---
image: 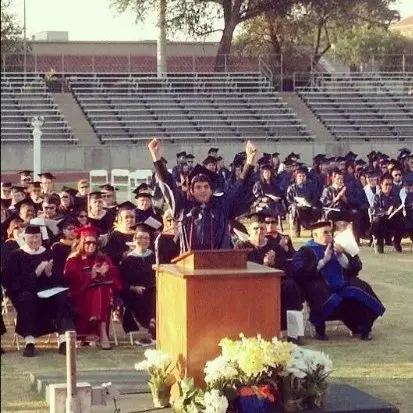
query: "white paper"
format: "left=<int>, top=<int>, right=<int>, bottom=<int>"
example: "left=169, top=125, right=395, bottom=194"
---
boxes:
left=287, top=310, right=305, bottom=339
left=144, top=216, right=163, bottom=230
left=233, top=228, right=250, bottom=243
left=265, top=194, right=281, bottom=202
left=44, top=219, right=63, bottom=235
left=334, top=228, right=360, bottom=257
left=29, top=218, right=49, bottom=240
left=294, top=197, right=311, bottom=207
left=16, top=235, right=27, bottom=248
left=37, top=287, right=69, bottom=299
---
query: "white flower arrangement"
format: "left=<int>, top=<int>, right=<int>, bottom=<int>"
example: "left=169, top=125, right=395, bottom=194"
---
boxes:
left=203, top=389, right=229, bottom=413
left=204, top=356, right=238, bottom=385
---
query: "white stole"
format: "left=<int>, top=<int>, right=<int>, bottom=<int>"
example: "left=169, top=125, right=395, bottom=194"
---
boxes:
left=399, top=187, right=407, bottom=206
left=363, top=185, right=379, bottom=207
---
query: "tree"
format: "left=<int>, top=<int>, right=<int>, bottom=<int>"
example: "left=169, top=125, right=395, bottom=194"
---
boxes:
left=1, top=0, right=23, bottom=58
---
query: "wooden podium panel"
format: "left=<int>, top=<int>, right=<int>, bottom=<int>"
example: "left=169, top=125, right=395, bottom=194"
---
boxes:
left=156, top=250, right=283, bottom=387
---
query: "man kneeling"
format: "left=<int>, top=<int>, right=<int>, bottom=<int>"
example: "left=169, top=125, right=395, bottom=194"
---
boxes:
left=292, top=220, right=385, bottom=341
left=3, top=225, right=75, bottom=357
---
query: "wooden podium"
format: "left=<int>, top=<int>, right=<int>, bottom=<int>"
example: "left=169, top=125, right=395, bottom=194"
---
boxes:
left=155, top=249, right=284, bottom=386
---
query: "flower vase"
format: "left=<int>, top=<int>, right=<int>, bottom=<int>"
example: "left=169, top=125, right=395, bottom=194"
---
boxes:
left=149, top=384, right=171, bottom=408
left=237, top=385, right=277, bottom=413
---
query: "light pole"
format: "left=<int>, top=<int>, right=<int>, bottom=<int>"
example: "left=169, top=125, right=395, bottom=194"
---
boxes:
left=23, top=0, right=27, bottom=75
left=32, top=116, right=44, bottom=177
left=157, top=0, right=167, bottom=78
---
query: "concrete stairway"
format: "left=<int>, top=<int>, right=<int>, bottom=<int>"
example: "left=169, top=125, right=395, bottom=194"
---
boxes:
left=280, top=92, right=335, bottom=143
left=52, top=93, right=99, bottom=144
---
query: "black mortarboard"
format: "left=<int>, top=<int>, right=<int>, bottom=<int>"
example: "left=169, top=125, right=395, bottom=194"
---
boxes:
left=14, top=198, right=36, bottom=212
left=332, top=210, right=354, bottom=223
left=296, top=166, right=308, bottom=174
left=243, top=208, right=279, bottom=222
left=29, top=181, right=42, bottom=188
left=260, top=163, right=273, bottom=171
left=355, top=159, right=367, bottom=166
left=116, top=201, right=136, bottom=212
left=88, top=191, right=102, bottom=199
left=263, top=153, right=271, bottom=158
left=203, top=155, right=218, bottom=165
left=398, top=148, right=411, bottom=159
left=132, top=183, right=152, bottom=195
left=309, top=220, right=332, bottom=230
left=134, top=222, right=156, bottom=233
left=258, top=155, right=271, bottom=166
left=208, top=148, right=219, bottom=155
left=345, top=151, right=358, bottom=160
left=38, top=172, right=56, bottom=180
left=272, top=152, right=280, bottom=157
left=134, top=191, right=152, bottom=199
left=379, top=158, right=389, bottom=165
left=1, top=182, right=12, bottom=188
left=176, top=151, right=187, bottom=158
left=366, top=168, right=380, bottom=178
left=18, top=170, right=33, bottom=176
left=100, top=184, right=118, bottom=192
left=188, top=164, right=218, bottom=188
left=313, top=154, right=326, bottom=162
left=377, top=152, right=389, bottom=160
left=283, top=159, right=295, bottom=167
left=25, top=224, right=41, bottom=235
left=186, top=154, right=195, bottom=160
left=61, top=186, right=78, bottom=197
left=286, top=152, right=300, bottom=160
left=57, top=217, right=80, bottom=231
left=336, top=156, right=346, bottom=162
left=11, top=185, right=25, bottom=192
left=366, top=151, right=377, bottom=160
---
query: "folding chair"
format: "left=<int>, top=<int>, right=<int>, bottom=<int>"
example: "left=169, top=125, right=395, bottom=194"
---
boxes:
left=111, top=169, right=131, bottom=200
left=89, top=169, right=108, bottom=190
left=129, top=169, right=152, bottom=188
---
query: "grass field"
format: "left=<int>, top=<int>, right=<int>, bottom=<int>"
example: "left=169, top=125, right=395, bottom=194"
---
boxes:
left=1, top=239, right=412, bottom=413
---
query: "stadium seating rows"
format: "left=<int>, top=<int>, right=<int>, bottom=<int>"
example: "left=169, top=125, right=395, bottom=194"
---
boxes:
left=68, top=73, right=312, bottom=143
left=1, top=73, right=74, bottom=143
left=296, top=72, right=413, bottom=140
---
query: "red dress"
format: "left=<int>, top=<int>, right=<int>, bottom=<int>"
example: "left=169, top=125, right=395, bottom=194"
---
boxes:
left=63, top=254, right=122, bottom=337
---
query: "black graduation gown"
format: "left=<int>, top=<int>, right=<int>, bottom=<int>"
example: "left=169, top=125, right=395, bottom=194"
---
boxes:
left=235, top=238, right=303, bottom=330
left=119, top=251, right=156, bottom=333
left=1, top=239, right=20, bottom=273
left=3, top=248, right=75, bottom=337
left=135, top=207, right=163, bottom=228
left=50, top=241, right=73, bottom=279
left=320, top=185, right=353, bottom=220
left=155, top=233, right=180, bottom=264
left=292, top=243, right=385, bottom=335
left=88, top=212, right=114, bottom=234
left=105, top=230, right=134, bottom=266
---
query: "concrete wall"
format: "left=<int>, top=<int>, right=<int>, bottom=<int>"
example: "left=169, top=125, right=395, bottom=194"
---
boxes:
left=29, top=41, right=219, bottom=56
left=2, top=141, right=411, bottom=173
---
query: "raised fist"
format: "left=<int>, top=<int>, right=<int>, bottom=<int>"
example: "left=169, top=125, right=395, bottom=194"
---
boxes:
left=148, top=138, right=161, bottom=161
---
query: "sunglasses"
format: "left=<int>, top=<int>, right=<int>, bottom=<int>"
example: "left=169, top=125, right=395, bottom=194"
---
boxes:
left=84, top=241, right=97, bottom=246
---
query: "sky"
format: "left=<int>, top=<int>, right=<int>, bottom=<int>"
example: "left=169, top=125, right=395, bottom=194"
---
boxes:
left=9, top=0, right=413, bottom=42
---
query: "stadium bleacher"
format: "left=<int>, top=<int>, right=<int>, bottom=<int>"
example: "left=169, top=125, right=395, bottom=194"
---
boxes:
left=68, top=73, right=312, bottom=143
left=1, top=73, right=74, bottom=143
left=296, top=72, right=413, bottom=141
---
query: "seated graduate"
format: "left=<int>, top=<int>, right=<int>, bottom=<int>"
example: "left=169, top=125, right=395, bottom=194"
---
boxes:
left=235, top=210, right=304, bottom=343
left=28, top=181, right=44, bottom=212
left=119, top=224, right=156, bottom=345
left=292, top=219, right=385, bottom=341
left=58, top=186, right=77, bottom=216
left=1, top=182, right=13, bottom=209
left=87, top=191, right=114, bottom=235
left=369, top=173, right=404, bottom=253
left=320, top=169, right=353, bottom=220
left=264, top=213, right=295, bottom=255
left=154, top=209, right=180, bottom=264
left=3, top=225, right=75, bottom=357
left=400, top=172, right=413, bottom=240
left=1, top=217, right=24, bottom=269
left=286, top=166, right=321, bottom=234
left=148, top=138, right=257, bottom=251
left=63, top=226, right=122, bottom=349
left=105, top=201, right=137, bottom=266
left=51, top=218, right=80, bottom=279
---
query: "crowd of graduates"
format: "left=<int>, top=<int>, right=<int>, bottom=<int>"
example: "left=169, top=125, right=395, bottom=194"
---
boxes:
left=0, top=140, right=412, bottom=356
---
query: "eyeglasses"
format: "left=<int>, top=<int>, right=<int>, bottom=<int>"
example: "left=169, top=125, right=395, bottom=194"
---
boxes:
left=84, top=241, right=97, bottom=246
left=135, top=236, right=150, bottom=241
left=101, top=194, right=111, bottom=198
left=393, top=174, right=401, bottom=177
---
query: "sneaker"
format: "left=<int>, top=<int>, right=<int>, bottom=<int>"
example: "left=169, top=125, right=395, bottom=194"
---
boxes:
left=23, top=343, right=35, bottom=357
left=136, top=337, right=156, bottom=347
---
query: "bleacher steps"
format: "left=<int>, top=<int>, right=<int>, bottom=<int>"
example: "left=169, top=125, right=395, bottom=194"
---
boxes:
left=52, top=93, right=99, bottom=144
left=280, top=92, right=335, bottom=142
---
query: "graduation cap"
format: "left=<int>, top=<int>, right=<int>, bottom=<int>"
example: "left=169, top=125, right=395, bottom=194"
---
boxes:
left=88, top=191, right=102, bottom=199
left=398, top=148, right=411, bottom=159
left=366, top=151, right=377, bottom=160
left=336, top=156, right=346, bottom=162
left=188, top=164, right=218, bottom=188
left=29, top=181, right=42, bottom=189
left=295, top=166, right=308, bottom=175
left=331, top=210, right=354, bottom=223
left=203, top=155, right=218, bottom=165
left=186, top=154, right=195, bottom=160
left=208, top=148, right=219, bottom=155
left=260, top=163, right=273, bottom=171
left=1, top=182, right=12, bottom=188
left=116, top=201, right=136, bottom=213
left=14, top=198, right=36, bottom=213
left=313, top=154, right=326, bottom=163
left=286, top=152, right=300, bottom=160
left=100, top=184, right=118, bottom=192
left=176, top=151, right=187, bottom=158
left=38, top=172, right=56, bottom=180
left=2, top=214, right=23, bottom=231
left=309, top=220, right=332, bottom=231
left=132, top=183, right=150, bottom=194
left=61, top=186, right=78, bottom=197
left=283, top=159, right=296, bottom=167
left=11, top=185, right=25, bottom=192
left=366, top=168, right=380, bottom=178
left=25, top=224, right=42, bottom=235
left=355, top=159, right=367, bottom=167
left=272, top=152, right=280, bottom=157
left=243, top=209, right=279, bottom=223
left=76, top=225, right=99, bottom=238
left=57, top=217, right=80, bottom=232
left=345, top=151, right=358, bottom=160
left=18, top=170, right=33, bottom=176
left=134, top=222, right=155, bottom=233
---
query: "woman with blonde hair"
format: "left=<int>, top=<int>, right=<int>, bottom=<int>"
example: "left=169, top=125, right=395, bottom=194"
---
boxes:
left=63, top=226, right=122, bottom=349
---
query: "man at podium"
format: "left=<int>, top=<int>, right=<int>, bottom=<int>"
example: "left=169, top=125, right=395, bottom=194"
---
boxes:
left=147, top=138, right=257, bottom=252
